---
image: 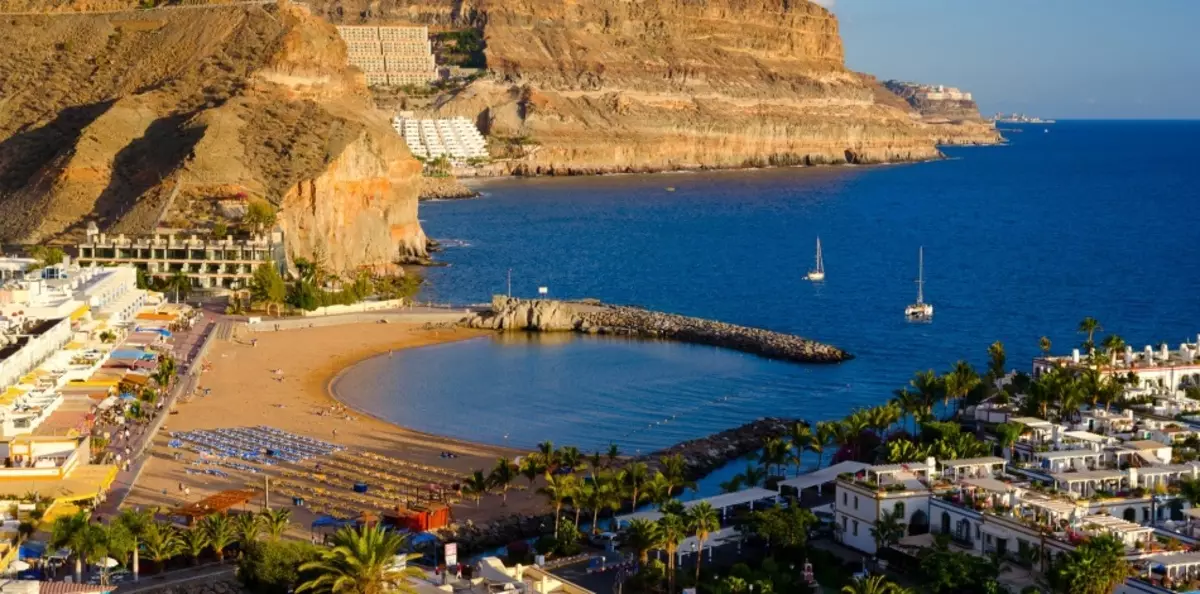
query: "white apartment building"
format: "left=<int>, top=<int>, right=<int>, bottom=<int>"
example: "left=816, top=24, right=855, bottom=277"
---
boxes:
left=336, top=25, right=436, bottom=88
left=1034, top=338, right=1200, bottom=391
left=393, top=116, right=489, bottom=161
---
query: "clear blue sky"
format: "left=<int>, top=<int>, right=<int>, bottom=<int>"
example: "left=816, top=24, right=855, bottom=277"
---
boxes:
left=826, top=0, right=1200, bottom=119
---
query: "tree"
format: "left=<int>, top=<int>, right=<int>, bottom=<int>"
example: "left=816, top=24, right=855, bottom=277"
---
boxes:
left=538, top=472, right=575, bottom=534
left=182, top=527, right=210, bottom=565
left=259, top=508, right=292, bottom=541
left=141, top=521, right=183, bottom=574
left=234, top=512, right=262, bottom=547
left=537, top=441, right=558, bottom=472
left=987, top=341, right=1007, bottom=382
left=202, top=514, right=238, bottom=563
left=238, top=540, right=323, bottom=594
left=1101, top=334, right=1127, bottom=368
left=1051, top=534, right=1129, bottom=594
left=758, top=437, right=789, bottom=476
left=918, top=540, right=1001, bottom=594
left=943, top=360, right=980, bottom=416
left=96, top=522, right=134, bottom=586
left=166, top=269, right=190, bottom=304
left=245, top=199, right=277, bottom=233
left=660, top=454, right=694, bottom=496
left=488, top=457, right=518, bottom=505
left=1040, top=336, right=1053, bottom=358
left=739, top=464, right=766, bottom=488
left=871, top=507, right=907, bottom=551
left=212, top=222, right=229, bottom=238
left=746, top=502, right=816, bottom=550
left=842, top=575, right=908, bottom=594
left=297, top=525, right=422, bottom=594
left=789, top=422, right=814, bottom=475
left=995, top=422, right=1025, bottom=460
left=518, top=456, right=542, bottom=496
left=50, top=510, right=91, bottom=583
left=117, top=508, right=154, bottom=582
left=559, top=446, right=583, bottom=472
left=657, top=513, right=687, bottom=594
left=892, top=388, right=926, bottom=433
left=463, top=470, right=490, bottom=507
left=642, top=472, right=672, bottom=507
left=687, top=502, right=720, bottom=580
left=28, top=245, right=67, bottom=267
left=624, top=462, right=649, bottom=510
left=251, top=263, right=287, bottom=316
left=814, top=421, right=836, bottom=468
left=606, top=443, right=621, bottom=468
left=152, top=354, right=177, bottom=389
left=624, top=518, right=663, bottom=564
left=1078, top=317, right=1102, bottom=351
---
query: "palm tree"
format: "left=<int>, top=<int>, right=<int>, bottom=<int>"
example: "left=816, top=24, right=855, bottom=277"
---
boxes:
left=623, top=461, right=649, bottom=510
left=1052, top=533, right=1129, bottom=594
left=167, top=270, right=191, bottom=304
left=943, top=360, right=980, bottom=417
left=1078, top=317, right=1103, bottom=351
left=814, top=421, right=836, bottom=468
left=181, top=527, right=209, bottom=566
left=141, top=521, right=182, bottom=574
left=660, top=454, right=693, bottom=497
left=886, top=439, right=928, bottom=464
left=789, top=422, right=813, bottom=475
left=606, top=444, right=621, bottom=468
left=719, top=475, right=744, bottom=494
left=687, top=502, right=720, bottom=580
left=623, top=518, right=662, bottom=564
left=1179, top=478, right=1200, bottom=508
left=841, top=575, right=907, bottom=594
left=987, top=340, right=1007, bottom=382
left=870, top=507, right=906, bottom=551
left=489, top=457, right=518, bottom=505
left=559, top=446, right=583, bottom=472
left=200, top=514, right=237, bottom=563
left=50, top=510, right=90, bottom=583
left=596, top=474, right=623, bottom=534
left=259, top=508, right=291, bottom=541
left=1039, top=336, right=1053, bottom=359
left=909, top=369, right=943, bottom=419
left=739, top=464, right=766, bottom=488
left=96, top=522, right=133, bottom=586
left=994, top=422, right=1025, bottom=460
left=462, top=470, right=490, bottom=507
left=891, top=388, right=925, bottom=433
left=759, top=437, right=789, bottom=476
left=297, top=525, right=422, bottom=594
left=576, top=482, right=599, bottom=533
left=641, top=472, right=672, bottom=507
left=537, top=441, right=558, bottom=471
left=518, top=456, right=542, bottom=496
left=1102, top=334, right=1127, bottom=368
left=657, top=513, right=687, bottom=594
left=233, top=512, right=261, bottom=548
left=116, top=508, right=154, bottom=582
left=538, top=472, right=576, bottom=534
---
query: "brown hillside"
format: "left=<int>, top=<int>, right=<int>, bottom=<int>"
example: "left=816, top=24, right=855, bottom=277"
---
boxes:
left=0, top=1, right=425, bottom=270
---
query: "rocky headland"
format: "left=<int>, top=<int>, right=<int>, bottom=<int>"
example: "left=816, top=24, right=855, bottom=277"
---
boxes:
left=418, top=175, right=479, bottom=200
left=463, top=296, right=851, bottom=364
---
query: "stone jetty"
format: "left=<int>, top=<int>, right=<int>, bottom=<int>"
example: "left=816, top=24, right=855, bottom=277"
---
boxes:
left=462, top=296, right=852, bottom=363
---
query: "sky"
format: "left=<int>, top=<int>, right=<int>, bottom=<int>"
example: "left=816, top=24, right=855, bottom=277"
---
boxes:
left=822, top=0, right=1200, bottom=119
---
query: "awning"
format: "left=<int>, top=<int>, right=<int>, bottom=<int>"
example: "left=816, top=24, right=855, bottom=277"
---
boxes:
left=69, top=305, right=90, bottom=321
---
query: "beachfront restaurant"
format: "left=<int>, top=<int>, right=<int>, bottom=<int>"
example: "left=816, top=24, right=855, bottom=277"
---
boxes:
left=614, top=487, right=779, bottom=526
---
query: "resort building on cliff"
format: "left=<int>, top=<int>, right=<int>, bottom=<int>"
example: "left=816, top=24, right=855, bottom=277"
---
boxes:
left=1033, top=339, right=1200, bottom=392
left=76, top=224, right=286, bottom=291
left=393, top=116, right=489, bottom=161
left=336, top=25, right=436, bottom=88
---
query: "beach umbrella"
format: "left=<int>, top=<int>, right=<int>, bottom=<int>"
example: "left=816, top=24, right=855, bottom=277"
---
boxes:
left=96, top=557, right=119, bottom=569
left=9, top=561, right=29, bottom=572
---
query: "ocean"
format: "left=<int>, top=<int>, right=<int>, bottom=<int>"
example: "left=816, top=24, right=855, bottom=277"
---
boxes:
left=332, top=121, right=1200, bottom=459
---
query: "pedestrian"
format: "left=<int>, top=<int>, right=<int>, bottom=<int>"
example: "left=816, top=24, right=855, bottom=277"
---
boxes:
left=332, top=428, right=338, bottom=439
left=184, top=486, right=190, bottom=497
left=178, top=482, right=184, bottom=492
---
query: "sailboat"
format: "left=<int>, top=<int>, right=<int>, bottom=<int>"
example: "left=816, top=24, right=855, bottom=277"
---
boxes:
left=905, top=246, right=933, bottom=320
left=805, top=237, right=825, bottom=282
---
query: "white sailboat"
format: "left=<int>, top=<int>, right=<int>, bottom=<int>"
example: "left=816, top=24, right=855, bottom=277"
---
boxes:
left=805, top=237, right=825, bottom=282
left=905, top=246, right=933, bottom=320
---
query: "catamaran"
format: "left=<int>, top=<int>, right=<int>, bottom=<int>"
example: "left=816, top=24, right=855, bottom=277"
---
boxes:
left=805, top=237, right=825, bottom=281
left=905, top=246, right=933, bottom=320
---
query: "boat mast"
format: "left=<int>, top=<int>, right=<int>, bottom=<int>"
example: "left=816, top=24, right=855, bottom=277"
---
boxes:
left=815, top=238, right=823, bottom=273
left=916, top=246, right=925, bottom=305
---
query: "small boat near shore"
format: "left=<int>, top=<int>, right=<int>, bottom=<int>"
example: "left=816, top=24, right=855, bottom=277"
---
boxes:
left=905, top=246, right=933, bottom=321
left=805, top=237, right=825, bottom=282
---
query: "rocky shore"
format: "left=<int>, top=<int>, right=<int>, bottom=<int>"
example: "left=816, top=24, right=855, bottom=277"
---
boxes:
left=462, top=296, right=851, bottom=363
left=436, top=418, right=795, bottom=555
left=418, top=176, right=479, bottom=200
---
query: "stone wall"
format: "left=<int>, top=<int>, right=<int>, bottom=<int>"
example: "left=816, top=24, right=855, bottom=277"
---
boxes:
left=463, top=296, right=851, bottom=363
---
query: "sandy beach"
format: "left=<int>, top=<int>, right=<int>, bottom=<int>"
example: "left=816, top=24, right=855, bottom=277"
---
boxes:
left=124, top=321, right=553, bottom=531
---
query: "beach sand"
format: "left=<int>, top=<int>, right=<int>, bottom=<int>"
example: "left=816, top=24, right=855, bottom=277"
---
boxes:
left=124, top=321, right=553, bottom=530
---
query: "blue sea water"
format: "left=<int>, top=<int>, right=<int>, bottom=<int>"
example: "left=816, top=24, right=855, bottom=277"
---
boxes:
left=333, top=121, right=1200, bottom=458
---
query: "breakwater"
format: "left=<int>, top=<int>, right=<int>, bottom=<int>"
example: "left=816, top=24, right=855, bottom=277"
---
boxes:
left=461, top=296, right=851, bottom=363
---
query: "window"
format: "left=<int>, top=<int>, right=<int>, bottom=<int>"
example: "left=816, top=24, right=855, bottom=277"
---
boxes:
left=853, top=520, right=858, bottom=536
left=842, top=516, right=848, bottom=531
left=894, top=502, right=905, bottom=517
left=843, top=492, right=847, bottom=505
left=854, top=496, right=859, bottom=510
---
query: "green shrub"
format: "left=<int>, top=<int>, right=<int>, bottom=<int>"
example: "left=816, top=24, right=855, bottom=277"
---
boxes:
left=237, top=540, right=322, bottom=594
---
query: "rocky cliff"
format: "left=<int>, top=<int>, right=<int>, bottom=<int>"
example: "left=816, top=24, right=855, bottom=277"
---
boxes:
left=305, top=0, right=1000, bottom=174
left=0, top=1, right=426, bottom=270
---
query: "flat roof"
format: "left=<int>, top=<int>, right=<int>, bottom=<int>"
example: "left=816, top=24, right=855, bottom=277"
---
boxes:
left=1051, top=469, right=1125, bottom=482
left=1009, top=417, right=1054, bottom=428
left=1021, top=496, right=1080, bottom=515
left=941, top=456, right=1005, bottom=468
left=1082, top=514, right=1154, bottom=534
left=1034, top=449, right=1104, bottom=460
left=1124, top=440, right=1168, bottom=450
left=615, top=487, right=778, bottom=524
left=1063, top=430, right=1110, bottom=443
left=869, top=462, right=927, bottom=474
left=1137, top=463, right=1200, bottom=477
left=778, top=461, right=871, bottom=492
left=962, top=477, right=1017, bottom=493
left=1146, top=551, right=1200, bottom=567
left=0, top=465, right=117, bottom=501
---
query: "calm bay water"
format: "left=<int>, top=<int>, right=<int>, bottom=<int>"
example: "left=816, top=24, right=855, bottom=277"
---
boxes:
left=335, top=121, right=1200, bottom=457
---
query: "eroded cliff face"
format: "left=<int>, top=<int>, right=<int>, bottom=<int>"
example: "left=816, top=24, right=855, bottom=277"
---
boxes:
left=0, top=1, right=426, bottom=270
left=422, top=0, right=1000, bottom=174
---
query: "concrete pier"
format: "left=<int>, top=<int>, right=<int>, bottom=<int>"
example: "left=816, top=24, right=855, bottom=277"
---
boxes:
left=462, top=296, right=852, bottom=363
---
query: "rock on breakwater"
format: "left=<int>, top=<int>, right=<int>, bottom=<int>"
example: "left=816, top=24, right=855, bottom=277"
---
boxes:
left=462, top=296, right=851, bottom=363
left=641, top=417, right=795, bottom=480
